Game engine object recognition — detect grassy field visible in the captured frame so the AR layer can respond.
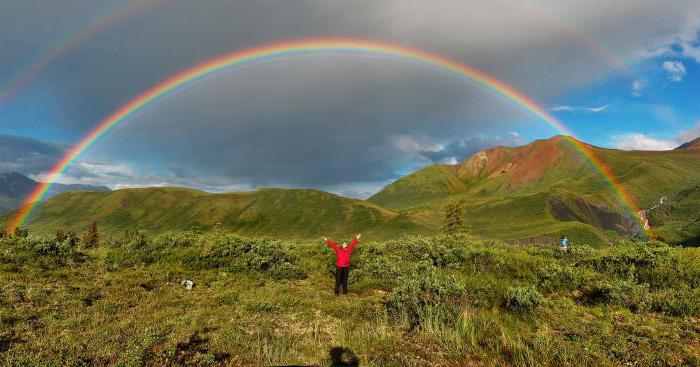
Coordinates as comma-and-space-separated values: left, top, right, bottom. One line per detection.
1, 231, 699, 366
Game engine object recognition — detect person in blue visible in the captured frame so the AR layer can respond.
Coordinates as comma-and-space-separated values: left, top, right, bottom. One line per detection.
560, 235, 568, 250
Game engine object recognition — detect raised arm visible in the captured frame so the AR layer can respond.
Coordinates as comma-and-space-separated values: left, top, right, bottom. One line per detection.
348, 233, 361, 250
324, 237, 339, 251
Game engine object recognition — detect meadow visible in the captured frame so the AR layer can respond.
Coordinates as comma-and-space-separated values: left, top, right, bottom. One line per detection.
1, 230, 699, 366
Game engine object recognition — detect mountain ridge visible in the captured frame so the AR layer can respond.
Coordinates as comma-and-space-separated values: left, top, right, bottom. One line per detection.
6, 135, 700, 244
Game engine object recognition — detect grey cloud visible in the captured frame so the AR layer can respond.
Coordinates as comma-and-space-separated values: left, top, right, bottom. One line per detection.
1, 0, 699, 193
419, 134, 525, 163
0, 133, 63, 174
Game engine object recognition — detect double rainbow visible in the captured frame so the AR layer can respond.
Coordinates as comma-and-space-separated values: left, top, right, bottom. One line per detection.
8, 38, 646, 235
0, 0, 155, 105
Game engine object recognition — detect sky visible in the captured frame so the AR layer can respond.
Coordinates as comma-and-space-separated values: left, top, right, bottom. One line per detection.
0, 0, 699, 198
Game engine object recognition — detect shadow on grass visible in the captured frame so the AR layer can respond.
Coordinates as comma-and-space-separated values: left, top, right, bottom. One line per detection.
329, 346, 359, 367
272, 346, 359, 367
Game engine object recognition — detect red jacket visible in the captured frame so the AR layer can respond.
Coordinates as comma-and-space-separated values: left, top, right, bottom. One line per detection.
326, 238, 359, 267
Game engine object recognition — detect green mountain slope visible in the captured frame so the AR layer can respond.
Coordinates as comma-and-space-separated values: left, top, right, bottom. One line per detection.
370, 136, 700, 242
648, 179, 700, 246
8, 135, 700, 243
19, 187, 428, 239
369, 164, 463, 209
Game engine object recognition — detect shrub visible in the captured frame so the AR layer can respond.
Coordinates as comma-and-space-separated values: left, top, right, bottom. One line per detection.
581, 280, 650, 312
105, 231, 156, 267
351, 253, 408, 290
504, 285, 544, 312
650, 288, 700, 317
82, 221, 99, 248
386, 273, 466, 329
536, 264, 586, 294
591, 243, 673, 278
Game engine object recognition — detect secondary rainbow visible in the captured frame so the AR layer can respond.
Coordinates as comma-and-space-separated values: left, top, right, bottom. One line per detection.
8, 38, 648, 235
0, 0, 156, 105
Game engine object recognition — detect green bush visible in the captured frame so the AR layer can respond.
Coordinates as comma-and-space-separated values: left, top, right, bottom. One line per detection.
351, 253, 408, 290
0, 236, 82, 268
504, 285, 544, 311
386, 272, 466, 329
650, 288, 700, 317
536, 264, 586, 294
581, 280, 650, 312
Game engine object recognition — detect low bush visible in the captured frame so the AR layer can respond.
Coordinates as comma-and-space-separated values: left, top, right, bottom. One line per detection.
386, 272, 466, 329
0, 236, 82, 268
581, 279, 650, 312
536, 264, 587, 294
503, 285, 544, 312
650, 288, 700, 317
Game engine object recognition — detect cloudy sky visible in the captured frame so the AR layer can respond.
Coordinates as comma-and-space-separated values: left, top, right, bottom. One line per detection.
1, 0, 699, 197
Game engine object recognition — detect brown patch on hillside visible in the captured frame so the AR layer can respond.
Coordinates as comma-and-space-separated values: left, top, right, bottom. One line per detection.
458, 136, 567, 187
548, 196, 641, 236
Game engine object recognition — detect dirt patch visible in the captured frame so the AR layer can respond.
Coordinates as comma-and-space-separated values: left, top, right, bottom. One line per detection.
505, 235, 557, 245
548, 196, 641, 236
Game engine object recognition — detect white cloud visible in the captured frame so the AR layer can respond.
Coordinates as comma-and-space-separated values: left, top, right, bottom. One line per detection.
662, 60, 687, 81
550, 104, 609, 113
639, 11, 700, 63
612, 134, 677, 150
632, 80, 644, 96
612, 121, 700, 150
391, 135, 443, 155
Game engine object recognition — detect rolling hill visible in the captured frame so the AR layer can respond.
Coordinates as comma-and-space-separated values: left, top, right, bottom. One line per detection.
6, 135, 700, 243
16, 187, 428, 239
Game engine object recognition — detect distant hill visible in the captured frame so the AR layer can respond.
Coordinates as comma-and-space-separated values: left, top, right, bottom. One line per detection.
0, 172, 110, 213
17, 187, 428, 239
8, 136, 700, 243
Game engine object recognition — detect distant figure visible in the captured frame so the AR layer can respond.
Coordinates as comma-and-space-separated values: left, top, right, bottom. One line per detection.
323, 233, 361, 296
560, 235, 568, 250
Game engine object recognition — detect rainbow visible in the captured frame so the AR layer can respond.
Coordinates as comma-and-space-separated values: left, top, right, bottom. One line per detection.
525, 2, 631, 75
0, 0, 156, 106
7, 38, 647, 235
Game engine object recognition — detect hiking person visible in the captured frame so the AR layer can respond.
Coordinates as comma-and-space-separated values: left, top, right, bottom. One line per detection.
323, 233, 361, 296
560, 235, 568, 251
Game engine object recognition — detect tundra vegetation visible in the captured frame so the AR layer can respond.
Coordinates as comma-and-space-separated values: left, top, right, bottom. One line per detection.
0, 229, 699, 366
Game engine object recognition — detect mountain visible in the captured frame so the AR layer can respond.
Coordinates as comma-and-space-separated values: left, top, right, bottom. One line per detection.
370, 136, 700, 242
675, 137, 700, 150
7, 136, 700, 243
0, 172, 110, 213
14, 187, 428, 239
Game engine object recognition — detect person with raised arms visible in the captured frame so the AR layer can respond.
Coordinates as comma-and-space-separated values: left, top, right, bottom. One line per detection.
323, 233, 361, 296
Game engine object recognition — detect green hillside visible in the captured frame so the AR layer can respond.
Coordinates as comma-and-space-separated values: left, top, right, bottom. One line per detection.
370, 136, 700, 243
649, 179, 700, 246
19, 187, 428, 239
9, 135, 700, 244
368, 164, 463, 209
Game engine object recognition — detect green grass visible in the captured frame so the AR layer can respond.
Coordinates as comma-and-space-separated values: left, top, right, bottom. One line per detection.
1, 231, 699, 366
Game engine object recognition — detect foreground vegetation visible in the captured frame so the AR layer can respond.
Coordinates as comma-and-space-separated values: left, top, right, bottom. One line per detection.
1, 230, 699, 366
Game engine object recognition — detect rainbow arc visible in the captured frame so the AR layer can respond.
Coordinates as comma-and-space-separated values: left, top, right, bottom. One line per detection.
8, 38, 647, 236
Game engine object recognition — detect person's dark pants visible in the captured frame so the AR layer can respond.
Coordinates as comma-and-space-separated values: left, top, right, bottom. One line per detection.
335, 266, 349, 295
